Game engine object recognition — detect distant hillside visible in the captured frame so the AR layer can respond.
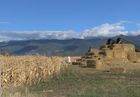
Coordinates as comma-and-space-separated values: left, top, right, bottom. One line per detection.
0, 35, 140, 56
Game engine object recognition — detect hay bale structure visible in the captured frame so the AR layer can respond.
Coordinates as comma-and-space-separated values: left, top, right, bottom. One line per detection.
78, 38, 140, 71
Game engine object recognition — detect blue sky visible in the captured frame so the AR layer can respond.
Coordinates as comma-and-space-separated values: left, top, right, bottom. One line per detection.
0, 0, 140, 32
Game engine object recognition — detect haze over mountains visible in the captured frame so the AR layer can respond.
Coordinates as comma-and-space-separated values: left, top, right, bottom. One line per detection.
0, 22, 140, 42
0, 35, 140, 56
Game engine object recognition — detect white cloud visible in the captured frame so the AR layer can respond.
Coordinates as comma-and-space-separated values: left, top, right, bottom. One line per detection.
82, 22, 129, 38
0, 21, 140, 42
0, 31, 81, 41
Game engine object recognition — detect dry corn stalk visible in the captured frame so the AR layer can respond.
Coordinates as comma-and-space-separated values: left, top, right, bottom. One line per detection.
0, 55, 67, 88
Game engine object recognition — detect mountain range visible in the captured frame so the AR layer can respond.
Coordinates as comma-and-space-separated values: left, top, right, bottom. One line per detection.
0, 35, 140, 56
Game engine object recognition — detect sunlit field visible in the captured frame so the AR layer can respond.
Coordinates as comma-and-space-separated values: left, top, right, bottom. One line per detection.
1, 55, 140, 97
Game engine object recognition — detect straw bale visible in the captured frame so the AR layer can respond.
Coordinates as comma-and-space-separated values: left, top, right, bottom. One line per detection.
127, 51, 137, 62
110, 67, 125, 73
122, 44, 137, 61
96, 60, 105, 70
86, 59, 96, 68
113, 49, 127, 59
104, 50, 114, 59
123, 44, 135, 52
112, 44, 123, 50
85, 58, 105, 70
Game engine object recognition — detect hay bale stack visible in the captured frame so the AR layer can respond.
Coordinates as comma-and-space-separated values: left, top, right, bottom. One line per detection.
103, 44, 137, 62
79, 40, 140, 70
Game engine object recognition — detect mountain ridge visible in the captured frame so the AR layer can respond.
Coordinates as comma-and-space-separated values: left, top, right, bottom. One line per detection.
0, 35, 140, 56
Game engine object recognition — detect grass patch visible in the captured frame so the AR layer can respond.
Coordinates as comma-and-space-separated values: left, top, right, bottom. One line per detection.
3, 65, 140, 97
28, 65, 140, 97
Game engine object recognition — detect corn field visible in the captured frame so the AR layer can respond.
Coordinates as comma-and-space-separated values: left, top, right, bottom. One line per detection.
0, 55, 68, 88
